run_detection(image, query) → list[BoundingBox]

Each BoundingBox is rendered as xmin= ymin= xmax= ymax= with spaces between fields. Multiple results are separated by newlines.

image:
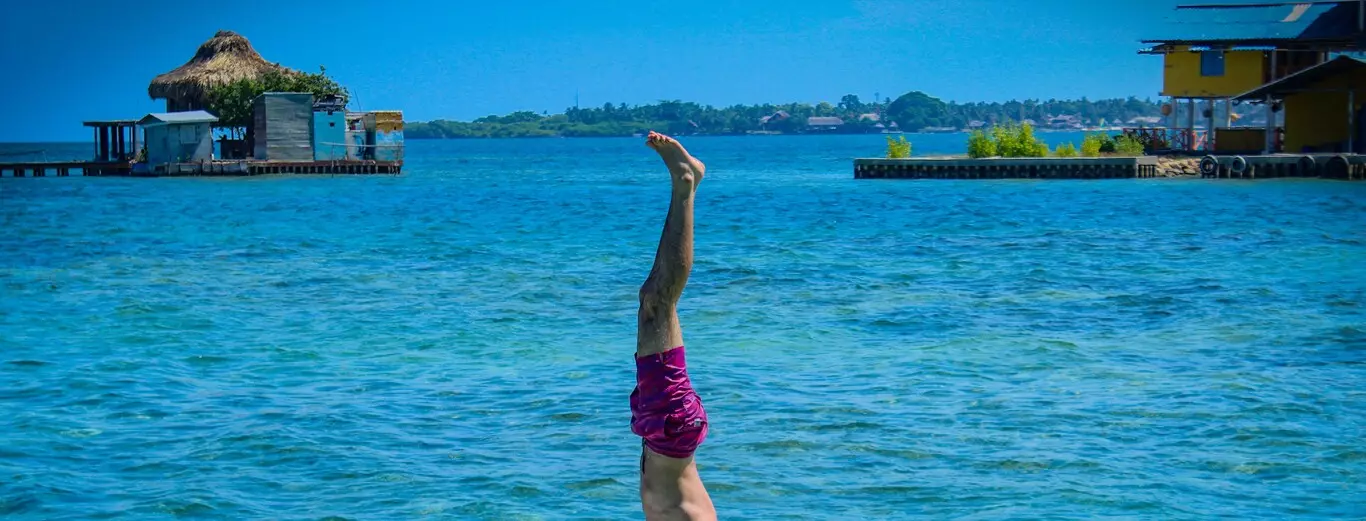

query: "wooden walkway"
xmin=0 ymin=161 xmax=131 ymax=177
xmin=0 ymin=160 xmax=402 ymax=177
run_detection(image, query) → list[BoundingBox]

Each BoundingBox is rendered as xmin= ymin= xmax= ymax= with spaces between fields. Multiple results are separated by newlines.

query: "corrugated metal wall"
xmin=313 ymin=110 xmax=347 ymax=160
xmin=253 ymin=93 xmax=314 ymax=161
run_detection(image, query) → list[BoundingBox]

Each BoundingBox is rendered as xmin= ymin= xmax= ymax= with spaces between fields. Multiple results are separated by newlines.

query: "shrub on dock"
xmin=968 ymin=123 xmax=1048 ymax=158
xmin=884 ymin=135 xmax=912 ymax=158
xmin=1080 ymin=132 xmax=1146 ymax=157
xmin=1054 ymin=142 xmax=1079 ymax=158
xmin=1114 ymin=135 xmax=1145 ymax=156
xmin=1080 ymin=133 xmax=1104 ymax=157
xmin=1098 ymin=135 xmax=1117 ymax=154
xmin=967 ymin=129 xmax=997 ymax=158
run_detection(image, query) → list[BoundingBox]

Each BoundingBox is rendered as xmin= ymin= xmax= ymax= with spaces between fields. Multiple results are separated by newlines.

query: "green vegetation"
xmin=968 ymin=123 xmax=1049 ymax=158
xmin=1054 ymin=143 xmax=1079 ymax=158
xmin=885 ymin=91 xmax=1160 ymax=133
xmin=966 ymin=129 xmax=997 ymax=158
xmin=884 ymin=135 xmax=912 ymax=158
xmin=1081 ymin=134 xmax=1106 ymax=157
xmin=206 ymin=67 xmax=348 ymax=136
xmin=996 ymin=124 xmax=1049 ymax=157
xmin=405 ymin=91 xmax=1164 ymax=139
xmin=1113 ymin=135 xmax=1145 ymax=156
xmin=1078 ymin=132 xmax=1146 ymax=157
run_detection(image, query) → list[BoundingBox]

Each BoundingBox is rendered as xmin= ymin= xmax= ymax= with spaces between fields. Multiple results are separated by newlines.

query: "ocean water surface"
xmin=1 ymin=135 xmax=1364 ymax=519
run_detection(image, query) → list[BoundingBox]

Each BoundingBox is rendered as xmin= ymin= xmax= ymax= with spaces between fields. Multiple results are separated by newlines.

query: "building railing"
xmin=317 ymin=142 xmax=405 ymax=163
xmin=1123 ymin=126 xmax=1285 ymax=154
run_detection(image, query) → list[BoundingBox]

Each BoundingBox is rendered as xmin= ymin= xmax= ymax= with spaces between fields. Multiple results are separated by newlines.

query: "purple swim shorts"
xmin=630 ymin=346 xmax=708 ymax=459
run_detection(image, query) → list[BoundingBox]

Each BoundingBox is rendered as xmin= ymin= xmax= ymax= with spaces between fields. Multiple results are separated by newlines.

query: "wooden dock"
xmin=854 ymin=157 xmax=1161 ymax=180
xmin=0 ymin=161 xmax=132 ymax=177
xmin=0 ymin=160 xmax=401 ymax=177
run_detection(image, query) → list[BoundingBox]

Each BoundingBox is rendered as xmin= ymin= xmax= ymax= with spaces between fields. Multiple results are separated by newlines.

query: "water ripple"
xmin=1 ymin=137 xmax=1364 ymax=519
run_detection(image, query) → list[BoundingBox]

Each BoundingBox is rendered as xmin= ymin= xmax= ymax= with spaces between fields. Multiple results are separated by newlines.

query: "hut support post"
xmin=1350 ymin=89 xmax=1356 ymax=154
xmin=1187 ymin=98 xmax=1196 ymax=151
xmin=98 ymin=127 xmax=109 ymax=162
xmin=131 ymin=125 xmax=138 ymax=160
xmin=1265 ymin=95 xmax=1275 ymax=154
xmin=1207 ymin=99 xmax=1216 ymax=151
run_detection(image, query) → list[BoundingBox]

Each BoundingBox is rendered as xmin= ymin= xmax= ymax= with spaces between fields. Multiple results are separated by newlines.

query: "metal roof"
xmin=137 ymin=110 xmax=219 ymax=126
xmin=1142 ymin=2 xmax=1360 ymax=45
xmin=1234 ymin=55 xmax=1366 ymax=99
xmin=82 ymin=120 xmax=138 ymax=127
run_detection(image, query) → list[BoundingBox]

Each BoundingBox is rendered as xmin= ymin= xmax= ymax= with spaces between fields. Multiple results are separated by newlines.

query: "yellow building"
xmin=1236 ymin=56 xmax=1366 ymax=154
xmin=1160 ymin=47 xmax=1270 ymax=99
xmin=1140 ymin=1 xmax=1364 ymax=153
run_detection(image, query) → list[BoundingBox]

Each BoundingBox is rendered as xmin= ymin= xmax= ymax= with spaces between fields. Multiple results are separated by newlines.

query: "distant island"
xmin=405 ymin=91 xmax=1169 ymax=139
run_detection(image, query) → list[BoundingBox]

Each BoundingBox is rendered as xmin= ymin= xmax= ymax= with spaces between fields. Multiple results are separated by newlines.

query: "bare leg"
xmin=635 ymin=131 xmax=715 ymax=521
xmin=638 ymin=131 xmax=704 ymax=357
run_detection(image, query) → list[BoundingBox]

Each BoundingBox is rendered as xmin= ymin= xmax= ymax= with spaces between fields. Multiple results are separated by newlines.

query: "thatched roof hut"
xmin=148 ymin=30 xmax=290 ymax=112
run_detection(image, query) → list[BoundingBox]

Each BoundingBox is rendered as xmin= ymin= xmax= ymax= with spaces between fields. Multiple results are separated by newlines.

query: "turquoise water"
xmin=2 ymin=135 xmax=1364 ymax=519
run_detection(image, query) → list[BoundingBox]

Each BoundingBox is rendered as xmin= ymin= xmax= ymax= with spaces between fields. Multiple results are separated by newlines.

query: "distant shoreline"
xmin=401 ymin=128 xmax=1127 ymax=140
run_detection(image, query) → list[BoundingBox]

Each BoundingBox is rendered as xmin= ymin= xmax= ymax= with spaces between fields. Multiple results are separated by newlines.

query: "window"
xmin=1200 ymin=50 xmax=1225 ymax=77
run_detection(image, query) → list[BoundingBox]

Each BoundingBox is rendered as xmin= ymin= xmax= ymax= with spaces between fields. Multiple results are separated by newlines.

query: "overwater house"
xmin=1138 ymin=1 xmax=1366 ymax=154
xmin=313 ymin=94 xmax=348 ymax=161
xmin=141 ymin=30 xmax=403 ymax=173
xmin=135 ymin=111 xmax=218 ymax=173
xmin=366 ymin=112 xmax=405 ymax=161
xmin=2 ymin=29 xmax=403 ymax=177
xmin=1234 ymin=55 xmax=1366 ymax=154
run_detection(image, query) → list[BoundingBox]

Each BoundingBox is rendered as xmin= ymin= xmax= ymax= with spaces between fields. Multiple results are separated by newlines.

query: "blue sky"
xmin=0 ymin=0 xmax=1177 ymax=141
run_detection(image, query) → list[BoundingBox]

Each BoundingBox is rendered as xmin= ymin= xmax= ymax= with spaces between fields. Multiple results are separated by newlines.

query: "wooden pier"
xmin=0 ymin=161 xmax=132 ymax=177
xmin=0 ymin=160 xmax=401 ymax=177
xmin=854 ymin=157 xmax=1161 ymax=180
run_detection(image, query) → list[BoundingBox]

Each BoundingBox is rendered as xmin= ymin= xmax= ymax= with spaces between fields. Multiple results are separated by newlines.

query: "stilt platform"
xmin=0 ymin=160 xmax=402 ymax=177
xmin=854 ymin=157 xmax=1161 ymax=180
xmin=0 ymin=161 xmax=132 ymax=177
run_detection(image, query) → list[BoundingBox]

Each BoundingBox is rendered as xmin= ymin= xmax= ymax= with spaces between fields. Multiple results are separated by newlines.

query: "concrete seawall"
xmin=854 ymin=157 xmax=1160 ymax=180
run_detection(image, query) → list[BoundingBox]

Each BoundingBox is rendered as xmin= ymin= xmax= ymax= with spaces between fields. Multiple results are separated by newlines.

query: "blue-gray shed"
xmin=138 ymin=110 xmax=218 ymax=166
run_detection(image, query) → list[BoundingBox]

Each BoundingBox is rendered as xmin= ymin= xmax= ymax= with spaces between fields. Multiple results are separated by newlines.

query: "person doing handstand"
xmin=630 ymin=131 xmax=716 ymax=521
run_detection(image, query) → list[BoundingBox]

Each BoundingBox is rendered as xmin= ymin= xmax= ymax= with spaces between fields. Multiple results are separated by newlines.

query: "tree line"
xmin=405 ymin=92 xmax=1165 ymax=138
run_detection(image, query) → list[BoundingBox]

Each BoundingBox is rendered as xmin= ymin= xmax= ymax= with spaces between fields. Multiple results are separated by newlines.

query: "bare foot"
xmin=646 ymin=131 xmax=705 ymax=193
